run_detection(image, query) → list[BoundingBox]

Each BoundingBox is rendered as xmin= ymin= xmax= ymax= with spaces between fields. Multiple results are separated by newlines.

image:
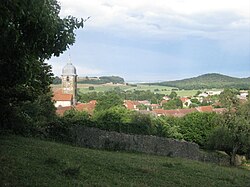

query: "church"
xmin=52 ymin=61 xmax=96 ymax=115
xmin=53 ymin=61 xmax=77 ymax=107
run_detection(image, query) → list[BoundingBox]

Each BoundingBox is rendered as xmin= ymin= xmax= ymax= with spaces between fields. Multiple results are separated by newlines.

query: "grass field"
xmin=52 ymin=83 xmax=209 ymax=97
xmin=1 ymin=135 xmax=249 ymax=186
xmin=69 ymin=83 xmax=201 ymax=97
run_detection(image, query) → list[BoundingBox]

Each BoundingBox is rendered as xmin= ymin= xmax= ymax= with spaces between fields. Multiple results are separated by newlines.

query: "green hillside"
xmin=1 ymin=136 xmax=249 ymax=186
xmin=78 ymin=76 xmax=125 ymax=84
xmin=156 ymin=73 xmax=250 ymax=90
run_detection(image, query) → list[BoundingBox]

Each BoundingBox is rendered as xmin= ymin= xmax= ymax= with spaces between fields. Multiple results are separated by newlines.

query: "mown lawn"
xmin=1 ymin=136 xmax=249 ymax=186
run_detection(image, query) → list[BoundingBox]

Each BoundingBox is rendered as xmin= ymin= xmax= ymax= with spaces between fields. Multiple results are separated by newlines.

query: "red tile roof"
xmin=52 ymin=89 xmax=73 ymax=101
xmin=180 ymin=97 xmax=189 ymax=103
xmin=196 ymin=106 xmax=213 ymax=112
xmin=56 ymin=106 xmax=73 ymax=116
xmin=55 ymin=100 xmax=97 ymax=116
xmin=176 ymin=108 xmax=197 ymax=117
xmin=124 ymin=100 xmax=140 ymax=110
xmin=75 ymin=100 xmax=97 ymax=114
xmin=153 ymin=108 xmax=197 ymax=117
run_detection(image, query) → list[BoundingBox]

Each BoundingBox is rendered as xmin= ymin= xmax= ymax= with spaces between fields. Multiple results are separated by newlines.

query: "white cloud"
xmin=58 ymin=0 xmax=250 ymax=41
xmin=48 ymin=0 xmax=250 ymax=80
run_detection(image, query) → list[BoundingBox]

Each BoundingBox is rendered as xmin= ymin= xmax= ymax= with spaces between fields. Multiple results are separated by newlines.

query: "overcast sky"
xmin=47 ymin=0 xmax=250 ymax=82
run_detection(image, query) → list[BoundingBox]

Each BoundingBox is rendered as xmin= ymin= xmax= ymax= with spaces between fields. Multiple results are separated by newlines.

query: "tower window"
xmin=66 ymin=76 xmax=69 ymax=81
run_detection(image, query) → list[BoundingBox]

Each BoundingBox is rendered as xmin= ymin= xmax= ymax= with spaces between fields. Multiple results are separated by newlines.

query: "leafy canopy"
xmin=0 ymin=0 xmax=84 ymax=128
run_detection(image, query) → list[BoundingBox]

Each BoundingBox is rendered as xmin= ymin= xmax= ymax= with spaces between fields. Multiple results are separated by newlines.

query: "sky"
xmin=47 ymin=0 xmax=250 ymax=82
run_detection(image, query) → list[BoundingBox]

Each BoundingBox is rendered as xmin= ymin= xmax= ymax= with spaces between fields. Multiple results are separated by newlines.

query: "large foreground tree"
xmin=0 ymin=0 xmax=84 ymax=129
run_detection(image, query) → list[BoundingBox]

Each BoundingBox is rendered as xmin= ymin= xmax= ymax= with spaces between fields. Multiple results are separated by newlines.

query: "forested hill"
xmin=78 ymin=76 xmax=125 ymax=84
xmin=155 ymin=73 xmax=250 ymax=90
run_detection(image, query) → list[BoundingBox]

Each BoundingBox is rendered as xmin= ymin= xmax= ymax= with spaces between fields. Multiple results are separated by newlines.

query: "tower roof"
xmin=62 ymin=61 xmax=76 ymax=76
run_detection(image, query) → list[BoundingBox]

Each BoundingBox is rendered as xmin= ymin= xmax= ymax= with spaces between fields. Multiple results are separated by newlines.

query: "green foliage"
xmin=207 ymin=101 xmax=250 ymax=165
xmin=1 ymin=136 xmax=250 ymax=186
xmin=95 ymin=91 xmax=124 ymax=111
xmin=129 ymin=113 xmax=154 ymax=135
xmin=100 ymin=76 xmax=125 ymax=84
xmin=45 ymin=110 xmax=93 ymax=142
xmin=152 ymin=117 xmax=183 ymax=139
xmin=78 ymin=76 xmax=125 ymax=84
xmin=219 ymin=88 xmax=239 ymax=109
xmin=190 ymin=98 xmax=200 ymax=105
xmin=93 ymin=106 xmax=133 ymax=132
xmin=124 ymin=90 xmax=164 ymax=103
xmin=162 ymin=98 xmax=183 ymax=109
xmin=0 ymin=0 xmax=84 ymax=129
xmin=195 ymin=90 xmax=202 ymax=96
xmin=78 ymin=91 xmax=100 ymax=103
xmin=137 ymin=104 xmax=148 ymax=110
xmin=179 ymin=112 xmax=219 ymax=147
xmin=169 ymin=91 xmax=177 ymax=99
xmin=93 ymin=108 xmax=155 ymax=135
xmin=88 ymin=86 xmax=95 ymax=90
xmin=156 ymin=73 xmax=250 ymax=90
xmin=52 ymin=76 xmax=62 ymax=84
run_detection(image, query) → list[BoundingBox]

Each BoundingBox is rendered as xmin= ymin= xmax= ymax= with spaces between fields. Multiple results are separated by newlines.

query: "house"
xmin=160 ymin=100 xmax=169 ymax=106
xmin=53 ymin=89 xmax=73 ymax=107
xmin=151 ymin=104 xmax=160 ymax=109
xmin=238 ymin=91 xmax=249 ymax=101
xmin=163 ymin=96 xmax=170 ymax=100
xmin=207 ymin=90 xmax=222 ymax=96
xmin=124 ymin=100 xmax=140 ymax=110
xmin=180 ymin=97 xmax=192 ymax=107
xmin=138 ymin=100 xmax=151 ymax=106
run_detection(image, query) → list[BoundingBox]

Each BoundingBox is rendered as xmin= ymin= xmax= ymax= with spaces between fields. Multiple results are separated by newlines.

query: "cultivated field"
xmin=75 ymin=84 xmax=201 ymax=97
xmin=51 ymin=83 xmax=223 ymax=97
xmin=1 ymin=136 xmax=249 ymax=186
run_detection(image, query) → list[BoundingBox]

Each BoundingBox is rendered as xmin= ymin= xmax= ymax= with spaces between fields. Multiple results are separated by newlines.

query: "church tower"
xmin=61 ymin=60 xmax=77 ymax=105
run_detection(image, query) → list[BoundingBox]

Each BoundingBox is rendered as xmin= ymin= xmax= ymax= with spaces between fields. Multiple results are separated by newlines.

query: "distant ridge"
xmin=154 ymin=73 xmax=250 ymax=90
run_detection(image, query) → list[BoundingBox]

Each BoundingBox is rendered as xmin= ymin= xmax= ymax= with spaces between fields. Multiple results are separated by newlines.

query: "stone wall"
xmin=72 ymin=126 xmax=230 ymax=165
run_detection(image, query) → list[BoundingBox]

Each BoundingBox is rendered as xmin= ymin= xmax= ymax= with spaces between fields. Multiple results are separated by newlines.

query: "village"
xmin=53 ymin=61 xmax=249 ymax=117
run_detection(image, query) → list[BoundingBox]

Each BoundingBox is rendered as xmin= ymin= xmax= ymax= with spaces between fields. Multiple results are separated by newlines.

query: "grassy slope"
xmin=1 ymin=136 xmax=250 ymax=186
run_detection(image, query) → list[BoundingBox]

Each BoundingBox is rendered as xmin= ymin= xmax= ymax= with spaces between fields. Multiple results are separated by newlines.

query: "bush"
xmin=179 ymin=112 xmax=218 ymax=147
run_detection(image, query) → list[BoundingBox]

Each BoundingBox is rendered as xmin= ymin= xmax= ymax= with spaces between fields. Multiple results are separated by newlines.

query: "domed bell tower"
xmin=61 ymin=61 xmax=77 ymax=105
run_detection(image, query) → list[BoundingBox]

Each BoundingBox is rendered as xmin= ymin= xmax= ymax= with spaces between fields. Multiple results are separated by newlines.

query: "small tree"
xmin=89 ymin=86 xmax=95 ymax=90
xmin=162 ymin=98 xmax=183 ymax=110
xmin=179 ymin=112 xmax=218 ymax=147
xmin=169 ymin=91 xmax=177 ymax=99
xmin=207 ymin=101 xmax=250 ymax=166
xmin=219 ymin=89 xmax=239 ymax=109
xmin=95 ymin=92 xmax=123 ymax=112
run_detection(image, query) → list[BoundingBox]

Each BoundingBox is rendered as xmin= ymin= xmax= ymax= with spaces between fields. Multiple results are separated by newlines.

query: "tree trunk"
xmin=230 ymin=145 xmax=239 ymax=166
